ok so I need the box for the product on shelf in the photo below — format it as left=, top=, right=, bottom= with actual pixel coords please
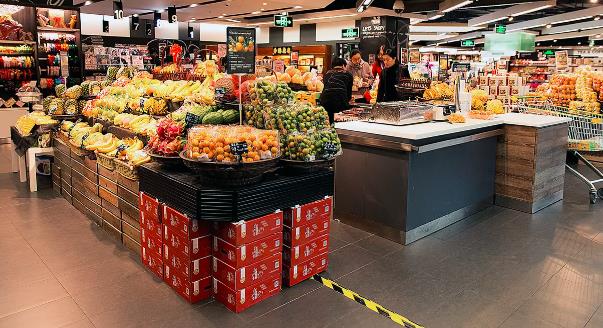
left=448, top=112, right=466, bottom=123
left=15, top=112, right=57, bottom=136
left=0, top=15, right=33, bottom=41
left=423, top=82, right=453, bottom=100
left=282, top=127, right=341, bottom=161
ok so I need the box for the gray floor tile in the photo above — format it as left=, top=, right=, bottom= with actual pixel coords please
left=0, top=278, right=68, bottom=318
left=329, top=220, right=373, bottom=244
left=321, top=243, right=379, bottom=279
left=499, top=309, right=565, bottom=328
left=585, top=305, right=603, bottom=328
left=0, top=297, right=87, bottom=328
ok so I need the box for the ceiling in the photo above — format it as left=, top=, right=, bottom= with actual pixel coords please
left=77, top=0, right=603, bottom=47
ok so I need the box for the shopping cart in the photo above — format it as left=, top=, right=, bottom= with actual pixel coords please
left=514, top=97, right=603, bottom=204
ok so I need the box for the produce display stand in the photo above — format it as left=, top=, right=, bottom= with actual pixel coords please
left=11, top=126, right=55, bottom=192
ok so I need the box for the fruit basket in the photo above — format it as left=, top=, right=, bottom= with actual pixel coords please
left=181, top=125, right=282, bottom=186
left=148, top=152, right=184, bottom=168
left=96, top=152, right=116, bottom=170
left=115, top=158, right=139, bottom=180
left=280, top=151, right=341, bottom=173
left=180, top=151, right=279, bottom=186
left=69, top=144, right=95, bottom=159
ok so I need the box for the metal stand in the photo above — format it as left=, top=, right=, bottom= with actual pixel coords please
left=566, top=150, right=603, bottom=204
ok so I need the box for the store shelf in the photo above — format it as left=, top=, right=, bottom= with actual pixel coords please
left=37, top=27, right=79, bottom=33
left=0, top=40, right=35, bottom=45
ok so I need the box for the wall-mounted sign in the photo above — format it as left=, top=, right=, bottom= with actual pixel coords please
left=146, top=22, right=153, bottom=36
left=542, top=49, right=554, bottom=56
left=153, top=12, right=161, bottom=27
left=274, top=15, right=293, bottom=27
left=341, top=28, right=359, bottom=39
left=495, top=24, right=506, bottom=34
left=460, top=39, right=475, bottom=47
left=290, top=51, right=299, bottom=67
left=273, top=46, right=292, bottom=55
left=188, top=26, right=194, bottom=38
left=226, top=27, right=256, bottom=74
left=555, top=50, right=568, bottom=71
left=102, top=19, right=109, bottom=33
left=168, top=6, right=177, bottom=23
left=131, top=16, right=139, bottom=31
left=485, top=32, right=535, bottom=53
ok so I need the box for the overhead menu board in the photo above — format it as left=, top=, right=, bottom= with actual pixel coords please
left=226, top=27, right=256, bottom=74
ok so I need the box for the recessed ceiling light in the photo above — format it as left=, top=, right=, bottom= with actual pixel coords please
left=262, top=2, right=267, bottom=5
left=294, top=6, right=302, bottom=9
left=537, top=42, right=540, bottom=46
left=190, top=4, right=198, bottom=7
left=158, top=9, right=164, bottom=13
left=508, top=16, right=513, bottom=21
left=252, top=11, right=260, bottom=14
left=260, top=8, right=264, bottom=11
left=84, top=0, right=93, bottom=5
left=133, top=14, right=139, bottom=17
left=218, top=15, right=224, bottom=18
left=590, top=0, right=598, bottom=3
left=546, top=24, right=552, bottom=28
left=553, top=39, right=557, bottom=42
left=595, top=16, right=601, bottom=21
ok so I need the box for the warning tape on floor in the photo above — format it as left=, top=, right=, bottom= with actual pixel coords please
left=312, top=274, right=424, bottom=328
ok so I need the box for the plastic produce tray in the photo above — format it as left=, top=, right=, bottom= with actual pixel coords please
left=139, top=163, right=334, bottom=222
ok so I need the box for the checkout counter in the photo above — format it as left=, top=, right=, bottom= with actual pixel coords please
left=334, top=113, right=570, bottom=245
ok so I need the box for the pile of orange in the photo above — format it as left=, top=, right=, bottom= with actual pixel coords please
left=186, top=126, right=280, bottom=163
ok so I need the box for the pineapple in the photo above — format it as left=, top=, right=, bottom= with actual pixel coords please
left=78, top=100, right=86, bottom=113
left=43, top=96, right=55, bottom=112
left=48, top=98, right=64, bottom=115
left=80, top=81, right=90, bottom=97
left=65, top=85, right=82, bottom=100
left=64, top=99, right=78, bottom=115
left=106, top=67, right=118, bottom=81
left=89, top=81, right=101, bottom=96
left=101, top=80, right=111, bottom=89
left=55, top=84, right=66, bottom=98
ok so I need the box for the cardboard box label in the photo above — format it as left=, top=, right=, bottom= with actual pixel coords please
left=283, top=252, right=328, bottom=287
left=212, top=253, right=282, bottom=290
left=213, top=233, right=282, bottom=268
left=213, top=275, right=281, bottom=313
left=164, top=206, right=211, bottom=240
left=163, top=227, right=212, bottom=261
left=164, top=267, right=212, bottom=304
left=142, top=246, right=164, bottom=279
left=283, top=234, right=329, bottom=267
left=283, top=216, right=329, bottom=247
left=214, top=211, right=283, bottom=246
left=139, top=192, right=161, bottom=223
left=284, top=197, right=331, bottom=228
left=141, top=212, right=162, bottom=240
left=164, top=254, right=211, bottom=283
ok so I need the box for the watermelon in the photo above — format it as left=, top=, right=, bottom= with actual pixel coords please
left=222, top=110, right=239, bottom=124
left=201, top=112, right=224, bottom=125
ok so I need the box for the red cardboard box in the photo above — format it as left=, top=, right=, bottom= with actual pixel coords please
left=139, top=192, right=161, bottom=223
left=213, top=211, right=283, bottom=246
left=212, top=253, right=281, bottom=290
left=283, top=216, right=330, bottom=247
left=142, top=246, right=164, bottom=279
left=283, top=252, right=329, bottom=287
left=141, top=212, right=162, bottom=240
left=164, top=253, right=212, bottom=283
left=163, top=206, right=211, bottom=239
left=213, top=275, right=282, bottom=313
left=164, top=266, right=212, bottom=304
left=213, top=233, right=282, bottom=268
left=283, top=234, right=329, bottom=267
left=163, top=230, right=212, bottom=261
left=284, top=197, right=332, bottom=228
left=141, top=228, right=162, bottom=258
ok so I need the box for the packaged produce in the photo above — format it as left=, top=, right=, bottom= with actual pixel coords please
left=282, top=127, right=341, bottom=161
left=185, top=125, right=280, bottom=163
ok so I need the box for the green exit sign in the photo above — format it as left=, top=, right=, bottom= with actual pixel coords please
left=341, top=28, right=359, bottom=39
left=543, top=49, right=555, bottom=56
left=274, top=15, right=293, bottom=27
left=461, top=39, right=475, bottom=47
left=495, top=24, right=506, bottom=34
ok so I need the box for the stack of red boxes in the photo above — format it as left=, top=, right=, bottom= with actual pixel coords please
left=212, top=211, right=284, bottom=313
left=282, top=196, right=332, bottom=286
left=163, top=205, right=213, bottom=303
left=140, top=193, right=164, bottom=279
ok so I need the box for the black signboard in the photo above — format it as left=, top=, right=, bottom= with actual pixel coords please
left=168, top=6, right=177, bottom=23
left=146, top=22, right=153, bottom=36
left=324, top=142, right=339, bottom=156
left=113, top=1, right=124, bottom=20
left=102, top=19, right=110, bottom=33
left=131, top=16, right=140, bottom=31
left=185, top=112, right=201, bottom=129
left=17, top=0, right=74, bottom=7
left=230, top=142, right=248, bottom=156
left=451, top=62, right=471, bottom=72
left=517, top=52, right=538, bottom=60
left=274, top=15, right=293, bottom=27
left=226, top=27, right=256, bottom=74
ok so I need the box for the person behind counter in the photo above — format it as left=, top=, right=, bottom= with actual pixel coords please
left=320, top=57, right=353, bottom=123
left=377, top=48, right=411, bottom=102
left=346, top=49, right=373, bottom=85
left=372, top=46, right=384, bottom=78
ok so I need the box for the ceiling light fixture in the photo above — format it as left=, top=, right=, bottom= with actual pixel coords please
left=252, top=11, right=260, bottom=14
left=133, top=14, right=139, bottom=17
left=440, top=0, right=473, bottom=13
left=511, top=3, right=554, bottom=17
left=357, top=6, right=365, bottom=13
left=595, top=16, right=601, bottom=21
left=225, top=18, right=241, bottom=23
left=546, top=23, right=552, bottom=28
left=356, top=0, right=373, bottom=13
left=84, top=0, right=93, bottom=5
left=553, top=39, right=557, bottom=42
left=218, top=15, right=224, bottom=18
left=590, top=0, right=598, bottom=3
left=190, top=4, right=198, bottom=7
left=297, top=14, right=358, bottom=22
left=428, top=13, right=444, bottom=20
left=293, top=6, right=302, bottom=9
left=158, top=9, right=164, bottom=13
left=508, top=16, right=513, bottom=21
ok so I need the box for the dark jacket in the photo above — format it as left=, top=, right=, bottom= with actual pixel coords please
left=319, top=68, right=353, bottom=123
left=377, top=62, right=401, bottom=103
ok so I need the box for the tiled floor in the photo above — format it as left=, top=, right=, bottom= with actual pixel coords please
left=1, top=143, right=603, bottom=328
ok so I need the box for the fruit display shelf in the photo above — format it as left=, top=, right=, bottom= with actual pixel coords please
left=139, top=163, right=334, bottom=222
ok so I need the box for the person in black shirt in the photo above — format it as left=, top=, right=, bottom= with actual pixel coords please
left=320, top=58, right=353, bottom=124
left=377, top=48, right=407, bottom=102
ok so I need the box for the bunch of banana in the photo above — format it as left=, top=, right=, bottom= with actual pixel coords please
left=82, top=132, right=105, bottom=150
left=129, top=115, right=153, bottom=130
left=118, top=138, right=144, bottom=160
left=68, top=123, right=103, bottom=147
left=128, top=150, right=151, bottom=166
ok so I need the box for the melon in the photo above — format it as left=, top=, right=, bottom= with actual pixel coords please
left=215, top=77, right=235, bottom=96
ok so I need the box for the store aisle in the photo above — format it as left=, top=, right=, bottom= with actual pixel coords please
left=1, top=152, right=603, bottom=328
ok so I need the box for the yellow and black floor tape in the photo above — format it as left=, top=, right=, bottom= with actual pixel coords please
left=312, top=274, right=424, bottom=328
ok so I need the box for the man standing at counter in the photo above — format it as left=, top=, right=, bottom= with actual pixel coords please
left=346, top=49, right=373, bottom=87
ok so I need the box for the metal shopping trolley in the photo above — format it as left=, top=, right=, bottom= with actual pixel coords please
left=514, top=97, right=603, bottom=204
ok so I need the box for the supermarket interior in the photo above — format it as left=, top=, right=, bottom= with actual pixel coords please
left=2, top=0, right=603, bottom=327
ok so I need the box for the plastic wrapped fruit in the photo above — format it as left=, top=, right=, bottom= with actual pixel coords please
left=185, top=125, right=280, bottom=163
left=281, top=128, right=341, bottom=161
